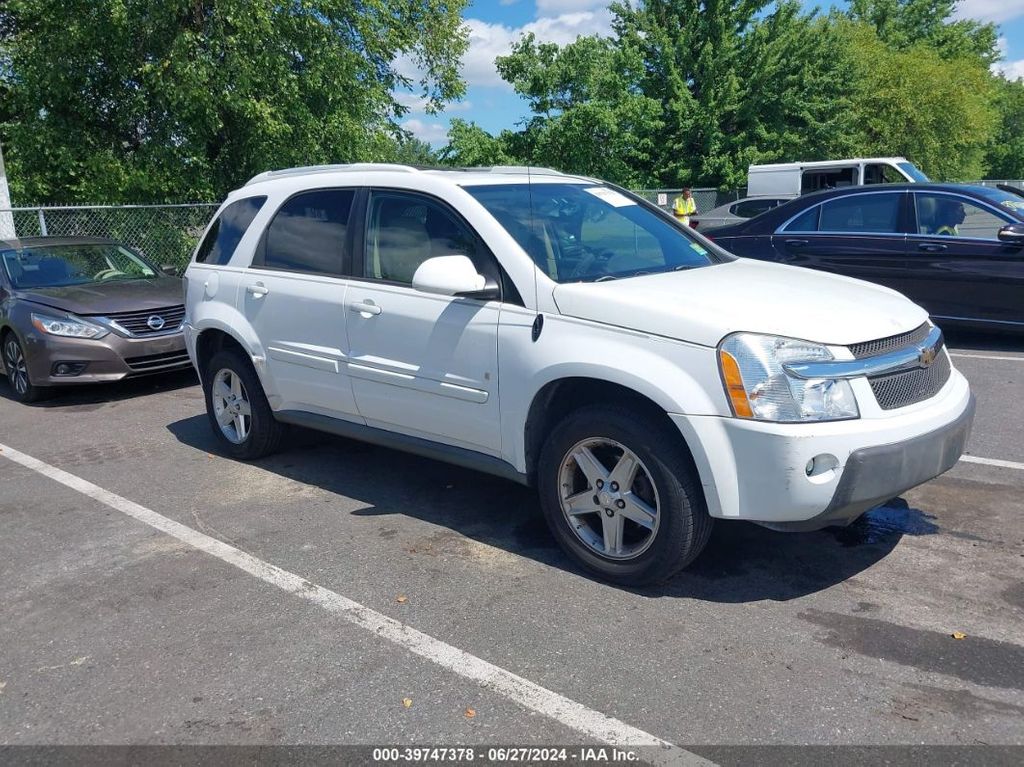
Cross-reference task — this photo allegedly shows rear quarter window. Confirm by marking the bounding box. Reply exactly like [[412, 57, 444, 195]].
[[195, 197, 267, 265]]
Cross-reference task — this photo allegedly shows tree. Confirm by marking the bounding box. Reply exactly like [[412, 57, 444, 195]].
[[984, 77, 1024, 180], [493, 33, 661, 186], [847, 0, 1000, 65], [608, 0, 859, 188], [843, 22, 998, 181], [438, 119, 515, 167], [0, 0, 468, 203]]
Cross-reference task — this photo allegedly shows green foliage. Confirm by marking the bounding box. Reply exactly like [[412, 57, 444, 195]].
[[984, 77, 1024, 179], [847, 0, 1000, 64], [438, 119, 515, 166], [0, 0, 468, 203], [842, 22, 998, 181]]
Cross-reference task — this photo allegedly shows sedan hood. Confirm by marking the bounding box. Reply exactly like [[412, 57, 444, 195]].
[[551, 259, 928, 348], [15, 278, 184, 316]]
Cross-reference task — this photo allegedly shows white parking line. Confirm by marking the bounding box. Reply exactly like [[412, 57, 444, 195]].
[[0, 442, 710, 767], [949, 352, 1024, 362], [960, 455, 1024, 471]]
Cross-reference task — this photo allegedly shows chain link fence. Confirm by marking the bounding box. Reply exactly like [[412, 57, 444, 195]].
[[0, 204, 218, 274], [632, 188, 742, 215]]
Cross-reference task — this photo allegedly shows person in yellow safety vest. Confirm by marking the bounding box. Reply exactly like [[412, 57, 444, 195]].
[[934, 199, 966, 236], [672, 188, 697, 226]]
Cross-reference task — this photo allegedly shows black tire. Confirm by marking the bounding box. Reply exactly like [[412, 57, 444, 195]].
[[203, 347, 285, 459], [2, 332, 50, 404], [537, 405, 712, 586]]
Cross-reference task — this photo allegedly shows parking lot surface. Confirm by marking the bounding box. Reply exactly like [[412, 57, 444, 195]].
[[1, 330, 1022, 758]]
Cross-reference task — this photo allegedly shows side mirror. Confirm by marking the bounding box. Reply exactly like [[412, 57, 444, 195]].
[[160, 264, 178, 276], [997, 224, 1024, 246], [412, 255, 497, 299]]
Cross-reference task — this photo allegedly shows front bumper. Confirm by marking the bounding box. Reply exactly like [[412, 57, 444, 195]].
[[670, 369, 974, 526], [20, 328, 191, 386]]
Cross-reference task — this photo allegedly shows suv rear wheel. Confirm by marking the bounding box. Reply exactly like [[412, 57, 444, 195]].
[[203, 348, 285, 459], [537, 405, 712, 585]]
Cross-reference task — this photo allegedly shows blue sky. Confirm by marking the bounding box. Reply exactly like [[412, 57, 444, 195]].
[[398, 0, 1024, 146]]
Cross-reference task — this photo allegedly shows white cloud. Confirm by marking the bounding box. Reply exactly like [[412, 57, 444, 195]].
[[395, 92, 472, 114], [401, 119, 450, 143], [995, 58, 1024, 80], [952, 0, 1024, 25], [536, 0, 610, 13], [461, 9, 614, 88]]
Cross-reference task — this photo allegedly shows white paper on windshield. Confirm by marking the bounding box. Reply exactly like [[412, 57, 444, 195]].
[[583, 187, 636, 208]]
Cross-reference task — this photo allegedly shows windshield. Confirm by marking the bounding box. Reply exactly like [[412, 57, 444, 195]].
[[897, 162, 930, 182], [1, 244, 158, 289], [464, 183, 722, 282], [974, 186, 1024, 217]]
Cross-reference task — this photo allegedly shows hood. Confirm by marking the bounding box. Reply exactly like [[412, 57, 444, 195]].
[[551, 258, 928, 348], [15, 277, 184, 316]]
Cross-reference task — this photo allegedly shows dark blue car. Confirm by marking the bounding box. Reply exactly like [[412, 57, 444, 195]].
[[706, 183, 1024, 331]]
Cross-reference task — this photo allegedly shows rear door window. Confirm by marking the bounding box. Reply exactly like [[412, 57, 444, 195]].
[[195, 196, 266, 265], [260, 189, 356, 275], [818, 193, 902, 233]]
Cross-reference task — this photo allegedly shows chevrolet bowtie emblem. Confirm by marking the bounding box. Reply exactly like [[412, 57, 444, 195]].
[[918, 345, 937, 368]]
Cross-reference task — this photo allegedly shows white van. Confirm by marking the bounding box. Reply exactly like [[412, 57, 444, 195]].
[[747, 157, 929, 198]]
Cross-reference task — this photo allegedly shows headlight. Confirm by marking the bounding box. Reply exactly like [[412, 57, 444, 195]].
[[718, 333, 859, 422], [30, 313, 109, 339]]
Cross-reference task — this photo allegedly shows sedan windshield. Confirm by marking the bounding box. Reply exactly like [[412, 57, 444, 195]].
[[1, 244, 157, 289], [464, 183, 723, 283], [974, 186, 1024, 218]]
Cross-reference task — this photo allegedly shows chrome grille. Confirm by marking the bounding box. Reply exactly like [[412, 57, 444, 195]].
[[869, 351, 951, 410], [849, 323, 931, 359], [101, 305, 185, 337], [125, 350, 192, 373]]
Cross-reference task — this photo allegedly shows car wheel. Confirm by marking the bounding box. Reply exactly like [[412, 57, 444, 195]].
[[203, 348, 285, 459], [3, 333, 48, 404], [537, 405, 712, 586]]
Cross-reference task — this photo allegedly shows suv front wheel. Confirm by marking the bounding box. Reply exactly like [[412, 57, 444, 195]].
[[203, 348, 285, 459], [538, 405, 712, 585]]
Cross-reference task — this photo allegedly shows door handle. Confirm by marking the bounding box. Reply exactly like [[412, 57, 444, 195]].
[[918, 243, 948, 252], [784, 239, 809, 247], [246, 283, 269, 298], [350, 301, 382, 317]]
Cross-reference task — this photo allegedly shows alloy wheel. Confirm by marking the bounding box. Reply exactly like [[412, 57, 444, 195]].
[[4, 338, 29, 396], [558, 438, 661, 560], [211, 367, 252, 444]]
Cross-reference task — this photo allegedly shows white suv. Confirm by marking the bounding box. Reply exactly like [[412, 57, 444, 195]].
[[183, 164, 974, 584]]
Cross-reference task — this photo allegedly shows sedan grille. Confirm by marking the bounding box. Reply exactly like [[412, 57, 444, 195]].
[[125, 350, 192, 374], [849, 323, 931, 359], [101, 305, 185, 337], [869, 350, 951, 410]]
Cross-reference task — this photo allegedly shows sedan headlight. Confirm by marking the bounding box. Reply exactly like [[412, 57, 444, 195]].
[[30, 313, 109, 340], [718, 333, 859, 422]]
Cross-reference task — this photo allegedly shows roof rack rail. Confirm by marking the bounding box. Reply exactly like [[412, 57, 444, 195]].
[[471, 165, 566, 176], [245, 163, 420, 186]]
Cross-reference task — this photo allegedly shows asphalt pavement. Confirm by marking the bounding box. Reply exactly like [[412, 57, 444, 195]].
[[0, 328, 1022, 762]]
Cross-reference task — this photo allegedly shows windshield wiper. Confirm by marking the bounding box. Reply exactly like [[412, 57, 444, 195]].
[[594, 275, 617, 282]]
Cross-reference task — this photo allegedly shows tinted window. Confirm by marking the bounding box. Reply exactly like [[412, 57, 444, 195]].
[[195, 196, 266, 265], [801, 168, 856, 194], [733, 198, 782, 218], [262, 189, 355, 274], [897, 162, 930, 182], [782, 206, 821, 232], [466, 183, 719, 283], [365, 192, 479, 284], [819, 194, 901, 233], [914, 193, 1012, 240], [863, 164, 903, 184]]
